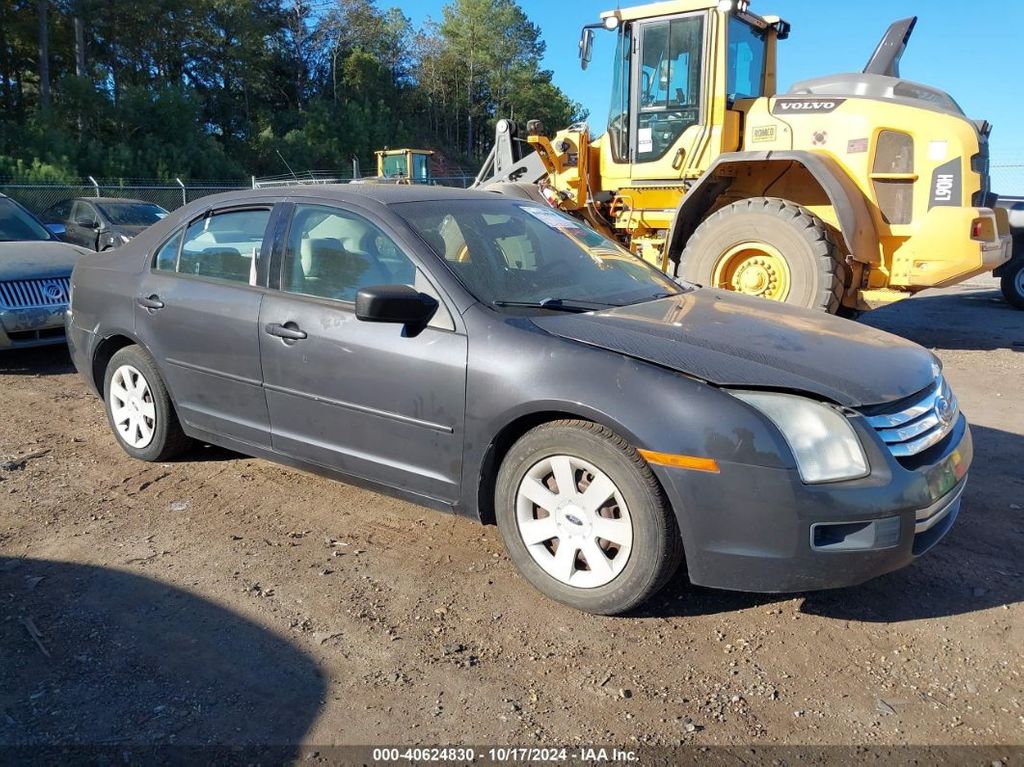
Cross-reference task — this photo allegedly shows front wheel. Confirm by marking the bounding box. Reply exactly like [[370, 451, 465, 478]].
[[1000, 258, 1024, 310], [495, 420, 682, 615], [679, 197, 844, 313], [103, 345, 193, 462]]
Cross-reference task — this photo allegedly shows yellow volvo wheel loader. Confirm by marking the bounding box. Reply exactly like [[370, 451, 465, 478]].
[[475, 0, 1013, 314]]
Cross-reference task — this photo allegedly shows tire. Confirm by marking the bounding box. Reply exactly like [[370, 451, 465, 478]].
[[103, 345, 192, 462], [495, 420, 683, 615], [999, 258, 1024, 310], [678, 197, 844, 313]]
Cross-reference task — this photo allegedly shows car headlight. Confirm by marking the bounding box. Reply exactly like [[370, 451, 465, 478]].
[[731, 391, 869, 483]]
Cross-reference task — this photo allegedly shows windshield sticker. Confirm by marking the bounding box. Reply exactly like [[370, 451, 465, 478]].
[[519, 205, 579, 230]]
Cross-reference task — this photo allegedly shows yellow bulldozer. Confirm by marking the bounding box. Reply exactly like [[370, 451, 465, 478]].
[[475, 0, 1013, 314]]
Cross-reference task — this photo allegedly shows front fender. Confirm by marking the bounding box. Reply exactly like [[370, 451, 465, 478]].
[[460, 308, 794, 520], [666, 150, 879, 266]]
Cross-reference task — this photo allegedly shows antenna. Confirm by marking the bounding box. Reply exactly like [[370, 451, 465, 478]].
[[276, 149, 298, 179]]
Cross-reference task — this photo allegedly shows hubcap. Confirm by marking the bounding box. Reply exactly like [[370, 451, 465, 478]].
[[1015, 268, 1024, 297], [515, 454, 633, 589], [109, 364, 157, 449], [712, 242, 792, 302]]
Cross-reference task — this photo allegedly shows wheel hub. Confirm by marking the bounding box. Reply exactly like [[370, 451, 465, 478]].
[[515, 454, 634, 589], [555, 503, 592, 540], [713, 244, 792, 302]]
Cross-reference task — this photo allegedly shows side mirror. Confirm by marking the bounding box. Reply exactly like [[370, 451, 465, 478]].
[[579, 28, 594, 70], [355, 284, 438, 327]]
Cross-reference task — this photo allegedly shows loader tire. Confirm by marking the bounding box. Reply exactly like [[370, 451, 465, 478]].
[[678, 197, 844, 314]]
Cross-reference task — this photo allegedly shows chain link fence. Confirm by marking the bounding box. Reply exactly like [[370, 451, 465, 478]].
[[0, 179, 249, 215], [991, 164, 1024, 197], [1, 174, 479, 215], [2, 165, 1020, 216]]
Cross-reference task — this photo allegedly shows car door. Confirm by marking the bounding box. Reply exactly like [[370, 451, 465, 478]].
[[629, 12, 708, 181], [134, 203, 279, 448], [258, 202, 468, 504], [67, 200, 100, 249]]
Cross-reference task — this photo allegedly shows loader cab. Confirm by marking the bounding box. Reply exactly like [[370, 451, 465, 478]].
[[375, 149, 433, 183], [589, 0, 786, 182]]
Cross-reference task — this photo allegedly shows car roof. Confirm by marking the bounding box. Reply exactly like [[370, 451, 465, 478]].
[[72, 197, 153, 205], [197, 183, 501, 209]]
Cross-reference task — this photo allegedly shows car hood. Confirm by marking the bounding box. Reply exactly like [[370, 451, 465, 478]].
[[530, 289, 936, 407], [0, 240, 89, 280]]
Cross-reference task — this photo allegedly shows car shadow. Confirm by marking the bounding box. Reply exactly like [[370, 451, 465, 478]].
[[638, 422, 1023, 623], [0, 345, 75, 375], [0, 557, 325, 750], [171, 443, 245, 464], [860, 287, 1024, 352]]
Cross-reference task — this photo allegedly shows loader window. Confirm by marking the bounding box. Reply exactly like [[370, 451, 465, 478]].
[[727, 18, 767, 102], [607, 27, 631, 164], [636, 15, 704, 163]]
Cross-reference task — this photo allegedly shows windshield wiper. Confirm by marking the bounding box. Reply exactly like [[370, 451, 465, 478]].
[[491, 298, 617, 313]]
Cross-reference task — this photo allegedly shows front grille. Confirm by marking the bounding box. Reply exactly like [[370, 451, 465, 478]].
[[0, 277, 71, 309], [863, 376, 959, 458]]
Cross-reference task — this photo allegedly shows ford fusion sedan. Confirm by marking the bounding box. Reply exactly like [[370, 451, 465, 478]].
[[0, 193, 90, 350], [66, 186, 971, 614], [41, 197, 168, 251]]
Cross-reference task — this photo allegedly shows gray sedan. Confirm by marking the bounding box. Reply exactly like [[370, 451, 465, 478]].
[[66, 185, 971, 614], [0, 194, 90, 350]]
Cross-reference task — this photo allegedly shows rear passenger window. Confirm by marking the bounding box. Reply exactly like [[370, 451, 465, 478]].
[[160, 209, 270, 284]]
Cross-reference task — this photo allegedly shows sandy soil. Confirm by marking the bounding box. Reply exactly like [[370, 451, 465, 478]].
[[1, 278, 1021, 751]]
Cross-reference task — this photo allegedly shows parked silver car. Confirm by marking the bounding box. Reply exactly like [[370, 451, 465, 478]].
[[0, 194, 90, 350]]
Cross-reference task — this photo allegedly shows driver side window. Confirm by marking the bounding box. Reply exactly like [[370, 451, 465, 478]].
[[636, 15, 704, 163]]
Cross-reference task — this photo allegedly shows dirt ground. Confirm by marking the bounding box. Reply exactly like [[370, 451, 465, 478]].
[[0, 277, 1021, 752]]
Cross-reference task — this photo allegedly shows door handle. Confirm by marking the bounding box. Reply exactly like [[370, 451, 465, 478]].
[[136, 295, 164, 311], [671, 147, 686, 171], [264, 322, 307, 341]]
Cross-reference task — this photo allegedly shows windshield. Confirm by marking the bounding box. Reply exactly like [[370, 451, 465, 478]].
[[727, 17, 767, 102], [96, 202, 168, 226], [0, 198, 52, 242], [394, 199, 682, 308]]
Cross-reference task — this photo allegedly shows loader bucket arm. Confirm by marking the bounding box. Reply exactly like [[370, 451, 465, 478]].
[[863, 16, 917, 78]]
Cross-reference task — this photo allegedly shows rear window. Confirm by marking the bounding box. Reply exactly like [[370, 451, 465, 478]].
[[155, 209, 270, 284]]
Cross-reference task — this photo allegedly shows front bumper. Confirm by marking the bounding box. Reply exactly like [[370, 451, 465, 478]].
[[655, 415, 972, 593], [0, 304, 69, 350]]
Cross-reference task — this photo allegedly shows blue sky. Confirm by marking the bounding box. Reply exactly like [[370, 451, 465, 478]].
[[401, 0, 1024, 165]]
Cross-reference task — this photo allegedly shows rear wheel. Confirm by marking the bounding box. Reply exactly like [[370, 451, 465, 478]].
[[679, 197, 844, 313], [103, 345, 192, 462], [495, 420, 682, 615], [999, 258, 1024, 310]]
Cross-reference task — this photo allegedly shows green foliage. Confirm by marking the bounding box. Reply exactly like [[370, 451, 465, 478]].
[[0, 0, 585, 180]]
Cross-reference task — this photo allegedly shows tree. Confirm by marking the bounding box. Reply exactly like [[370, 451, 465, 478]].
[[0, 0, 582, 180]]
